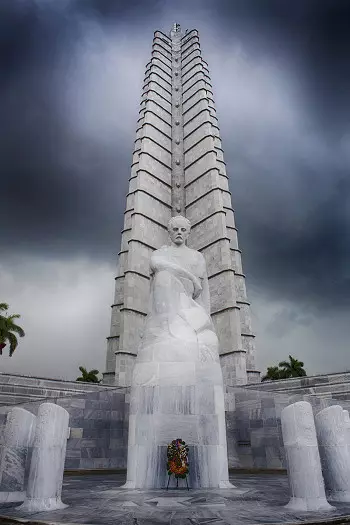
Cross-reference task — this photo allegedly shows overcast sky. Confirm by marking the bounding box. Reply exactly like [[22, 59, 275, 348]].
[[1, 0, 349, 381]]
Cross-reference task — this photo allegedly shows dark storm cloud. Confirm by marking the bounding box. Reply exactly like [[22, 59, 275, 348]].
[[199, 0, 350, 311], [0, 0, 161, 260], [0, 0, 349, 314], [222, 127, 350, 310], [206, 0, 350, 133]]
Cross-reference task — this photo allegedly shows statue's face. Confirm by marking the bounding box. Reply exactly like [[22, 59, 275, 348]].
[[168, 218, 190, 246]]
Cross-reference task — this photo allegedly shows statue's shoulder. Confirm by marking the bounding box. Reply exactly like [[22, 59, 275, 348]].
[[186, 247, 206, 266], [188, 247, 204, 260], [151, 245, 168, 257]]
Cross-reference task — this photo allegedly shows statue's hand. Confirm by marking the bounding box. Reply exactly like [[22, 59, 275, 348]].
[[193, 278, 202, 300]]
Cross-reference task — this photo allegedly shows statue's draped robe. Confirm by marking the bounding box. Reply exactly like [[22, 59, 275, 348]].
[[124, 246, 232, 488]]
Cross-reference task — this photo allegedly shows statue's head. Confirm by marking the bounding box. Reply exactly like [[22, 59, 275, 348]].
[[168, 215, 191, 246]]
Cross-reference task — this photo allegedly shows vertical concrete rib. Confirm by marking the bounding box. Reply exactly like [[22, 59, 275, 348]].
[[170, 26, 185, 214], [204, 67, 259, 383], [104, 29, 173, 385], [181, 29, 247, 387], [104, 25, 259, 387]]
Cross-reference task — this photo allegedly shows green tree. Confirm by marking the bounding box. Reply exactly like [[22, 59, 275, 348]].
[[278, 355, 307, 378], [76, 366, 100, 383], [261, 366, 287, 382], [0, 303, 25, 357]]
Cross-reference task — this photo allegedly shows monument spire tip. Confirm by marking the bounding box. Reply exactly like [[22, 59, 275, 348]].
[[170, 22, 184, 38]]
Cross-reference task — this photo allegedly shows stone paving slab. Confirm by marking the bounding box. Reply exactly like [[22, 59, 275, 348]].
[[0, 474, 350, 525]]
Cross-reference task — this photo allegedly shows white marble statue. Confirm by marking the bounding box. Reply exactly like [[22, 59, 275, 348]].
[[123, 216, 233, 489], [281, 401, 334, 512], [315, 405, 350, 502]]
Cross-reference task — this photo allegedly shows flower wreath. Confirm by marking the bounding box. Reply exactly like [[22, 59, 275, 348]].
[[167, 438, 189, 479]]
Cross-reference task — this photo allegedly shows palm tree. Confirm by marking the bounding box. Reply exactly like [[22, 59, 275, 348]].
[[261, 366, 287, 382], [0, 303, 25, 357], [278, 355, 307, 378], [76, 366, 100, 383]]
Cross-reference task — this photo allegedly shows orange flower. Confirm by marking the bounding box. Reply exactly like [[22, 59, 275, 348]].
[[168, 458, 188, 475]]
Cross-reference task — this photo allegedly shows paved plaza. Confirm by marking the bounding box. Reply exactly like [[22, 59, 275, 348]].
[[1, 473, 350, 525]]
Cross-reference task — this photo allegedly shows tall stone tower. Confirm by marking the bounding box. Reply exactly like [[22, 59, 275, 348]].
[[104, 24, 260, 388]]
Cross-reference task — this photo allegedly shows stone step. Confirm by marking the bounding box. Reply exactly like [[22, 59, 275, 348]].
[[0, 383, 95, 398], [246, 372, 350, 391], [0, 392, 41, 406], [0, 373, 114, 392], [247, 380, 350, 397], [0, 373, 120, 408]]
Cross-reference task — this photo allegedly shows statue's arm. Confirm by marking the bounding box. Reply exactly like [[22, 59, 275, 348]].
[[151, 251, 201, 290]]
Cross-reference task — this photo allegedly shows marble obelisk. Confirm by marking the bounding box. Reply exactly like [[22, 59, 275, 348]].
[[104, 24, 259, 388]]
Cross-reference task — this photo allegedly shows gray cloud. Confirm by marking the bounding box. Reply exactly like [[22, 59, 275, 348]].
[[206, 0, 350, 132], [1, 0, 349, 377], [0, 257, 113, 380]]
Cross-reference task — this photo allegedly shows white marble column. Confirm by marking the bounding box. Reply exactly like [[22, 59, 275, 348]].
[[17, 403, 69, 512], [281, 401, 334, 512], [315, 405, 350, 502], [0, 408, 36, 503]]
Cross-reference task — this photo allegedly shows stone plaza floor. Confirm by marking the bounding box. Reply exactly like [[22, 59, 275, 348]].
[[1, 472, 350, 525]]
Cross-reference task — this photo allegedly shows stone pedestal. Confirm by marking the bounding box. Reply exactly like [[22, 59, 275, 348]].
[[124, 360, 233, 489], [315, 405, 350, 502], [0, 408, 36, 503], [17, 403, 69, 512], [281, 401, 334, 512]]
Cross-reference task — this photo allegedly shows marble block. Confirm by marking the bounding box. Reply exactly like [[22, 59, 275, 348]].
[[123, 216, 234, 489], [0, 407, 36, 503], [315, 405, 350, 502], [17, 402, 69, 512], [281, 401, 334, 512]]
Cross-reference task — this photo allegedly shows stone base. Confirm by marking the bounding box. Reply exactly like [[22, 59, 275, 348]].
[[17, 497, 68, 512], [285, 497, 335, 512], [119, 481, 136, 489], [219, 480, 236, 489]]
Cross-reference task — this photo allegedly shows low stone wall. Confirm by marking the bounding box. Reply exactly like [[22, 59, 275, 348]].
[[0, 373, 116, 406], [226, 386, 350, 469], [1, 380, 350, 475], [245, 371, 350, 401], [0, 387, 130, 471]]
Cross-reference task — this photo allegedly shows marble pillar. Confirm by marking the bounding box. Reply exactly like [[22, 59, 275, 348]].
[[281, 401, 334, 512], [0, 408, 36, 503], [17, 403, 69, 512], [315, 405, 350, 502], [123, 216, 234, 489]]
